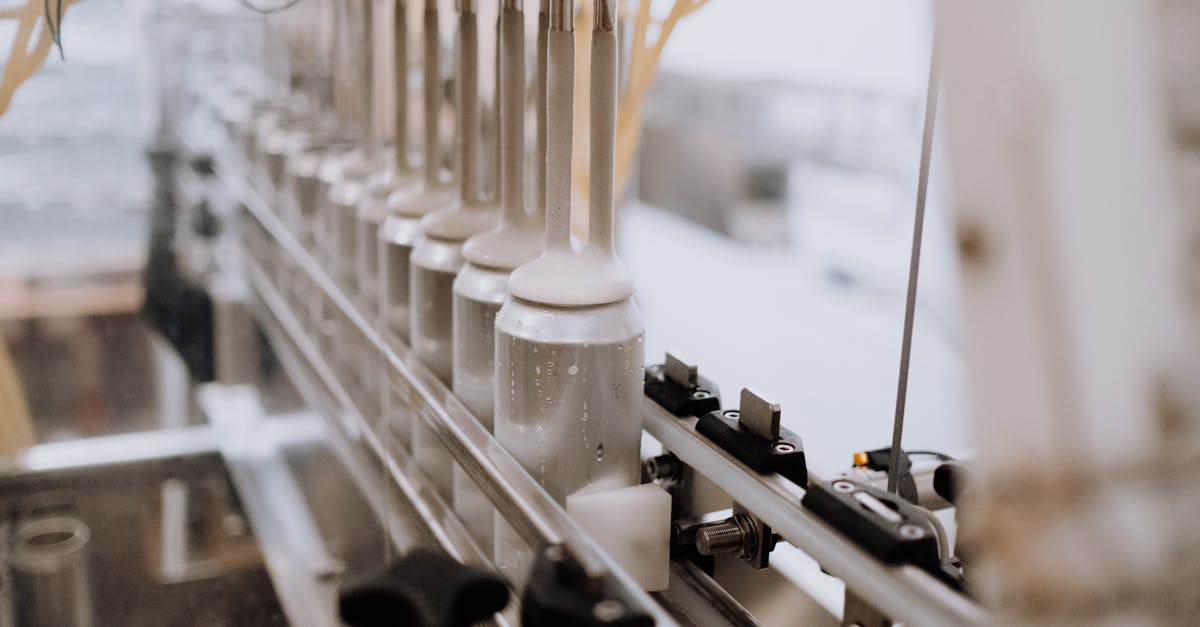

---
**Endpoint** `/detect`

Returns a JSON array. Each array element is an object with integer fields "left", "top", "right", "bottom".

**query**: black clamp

[
  {"left": 644, "top": 353, "right": 721, "bottom": 417},
  {"left": 521, "top": 545, "right": 653, "bottom": 627},
  {"left": 695, "top": 388, "right": 807, "bottom": 487},
  {"left": 338, "top": 549, "right": 509, "bottom": 627},
  {"left": 802, "top": 478, "right": 962, "bottom": 589}
]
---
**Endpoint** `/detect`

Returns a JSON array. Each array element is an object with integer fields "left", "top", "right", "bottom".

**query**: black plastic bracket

[
  {"left": 802, "top": 478, "right": 962, "bottom": 588},
  {"left": 694, "top": 389, "right": 807, "bottom": 487},
  {"left": 644, "top": 353, "right": 721, "bottom": 417},
  {"left": 521, "top": 545, "right": 654, "bottom": 627}
]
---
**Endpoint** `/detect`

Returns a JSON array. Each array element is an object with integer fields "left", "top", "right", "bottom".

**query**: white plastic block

[{"left": 567, "top": 483, "right": 672, "bottom": 592}]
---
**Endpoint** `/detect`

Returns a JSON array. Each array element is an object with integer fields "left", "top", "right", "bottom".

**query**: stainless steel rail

[
  {"left": 225, "top": 168, "right": 676, "bottom": 626},
  {"left": 642, "top": 402, "right": 987, "bottom": 627}
]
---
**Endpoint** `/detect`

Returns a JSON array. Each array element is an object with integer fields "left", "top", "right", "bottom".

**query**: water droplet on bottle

[
  {"left": 535, "top": 365, "right": 541, "bottom": 375},
  {"left": 567, "top": 365, "right": 578, "bottom": 376},
  {"left": 595, "top": 444, "right": 604, "bottom": 461}
]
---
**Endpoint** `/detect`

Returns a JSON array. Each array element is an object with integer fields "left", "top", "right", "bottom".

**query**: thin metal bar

[
  {"left": 642, "top": 402, "right": 985, "bottom": 627},
  {"left": 888, "top": 33, "right": 941, "bottom": 495}
]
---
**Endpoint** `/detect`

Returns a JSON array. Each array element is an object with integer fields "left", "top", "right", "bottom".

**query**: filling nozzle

[
  {"left": 499, "top": 0, "right": 527, "bottom": 227},
  {"left": 422, "top": 0, "right": 445, "bottom": 187},
  {"left": 394, "top": 0, "right": 412, "bottom": 172},
  {"left": 550, "top": 0, "right": 573, "bottom": 32},
  {"left": 594, "top": 0, "right": 615, "bottom": 32},
  {"left": 587, "top": 0, "right": 617, "bottom": 256},
  {"left": 456, "top": 0, "right": 480, "bottom": 205}
]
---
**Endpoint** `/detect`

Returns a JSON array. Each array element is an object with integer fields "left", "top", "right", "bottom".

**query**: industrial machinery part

[
  {"left": 8, "top": 516, "right": 95, "bottom": 627},
  {"left": 338, "top": 549, "right": 509, "bottom": 627},
  {"left": 694, "top": 388, "right": 807, "bottom": 487}
]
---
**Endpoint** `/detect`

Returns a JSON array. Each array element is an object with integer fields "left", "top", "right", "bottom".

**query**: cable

[
  {"left": 905, "top": 450, "right": 955, "bottom": 461},
  {"left": 887, "top": 27, "right": 941, "bottom": 494}
]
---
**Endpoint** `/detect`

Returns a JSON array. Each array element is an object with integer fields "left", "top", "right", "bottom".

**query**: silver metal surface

[
  {"left": 450, "top": 264, "right": 509, "bottom": 551},
  {"left": 657, "top": 560, "right": 761, "bottom": 627},
  {"left": 409, "top": 236, "right": 464, "bottom": 385},
  {"left": 9, "top": 516, "right": 94, "bottom": 627},
  {"left": 378, "top": 214, "right": 423, "bottom": 341},
  {"left": 550, "top": 0, "right": 573, "bottom": 32},
  {"left": 642, "top": 401, "right": 986, "bottom": 627},
  {"left": 451, "top": 263, "right": 509, "bottom": 426},
  {"left": 738, "top": 388, "right": 781, "bottom": 440},
  {"left": 664, "top": 353, "right": 698, "bottom": 388},
  {"left": 494, "top": 297, "right": 646, "bottom": 504}
]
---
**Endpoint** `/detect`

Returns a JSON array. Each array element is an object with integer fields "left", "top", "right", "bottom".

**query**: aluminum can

[
  {"left": 450, "top": 261, "right": 510, "bottom": 549},
  {"left": 409, "top": 235, "right": 466, "bottom": 501},
  {"left": 378, "top": 213, "right": 423, "bottom": 343},
  {"left": 492, "top": 295, "right": 645, "bottom": 576},
  {"left": 493, "top": 295, "right": 645, "bottom": 502}
]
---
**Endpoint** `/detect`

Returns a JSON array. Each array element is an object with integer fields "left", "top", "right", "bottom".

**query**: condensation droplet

[
  {"left": 595, "top": 444, "right": 605, "bottom": 462},
  {"left": 567, "top": 365, "right": 578, "bottom": 376}
]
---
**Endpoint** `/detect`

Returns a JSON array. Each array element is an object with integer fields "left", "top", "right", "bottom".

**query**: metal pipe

[{"left": 9, "top": 517, "right": 94, "bottom": 627}]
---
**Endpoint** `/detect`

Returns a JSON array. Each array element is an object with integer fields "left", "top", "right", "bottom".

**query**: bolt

[
  {"left": 695, "top": 521, "right": 746, "bottom": 557},
  {"left": 544, "top": 545, "right": 566, "bottom": 563},
  {"left": 832, "top": 480, "right": 856, "bottom": 493},
  {"left": 773, "top": 442, "right": 795, "bottom": 454},
  {"left": 593, "top": 599, "right": 625, "bottom": 622},
  {"left": 723, "top": 410, "right": 740, "bottom": 419},
  {"left": 899, "top": 524, "right": 925, "bottom": 539},
  {"left": 643, "top": 454, "right": 679, "bottom": 482},
  {"left": 691, "top": 389, "right": 711, "bottom": 399}
]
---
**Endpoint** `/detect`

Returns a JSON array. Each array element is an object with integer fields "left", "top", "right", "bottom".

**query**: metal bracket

[{"left": 738, "top": 388, "right": 780, "bottom": 440}]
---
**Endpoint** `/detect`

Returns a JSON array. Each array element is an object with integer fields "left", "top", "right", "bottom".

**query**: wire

[
  {"left": 888, "top": 27, "right": 941, "bottom": 494},
  {"left": 238, "top": 0, "right": 305, "bottom": 15},
  {"left": 913, "top": 505, "right": 952, "bottom": 560},
  {"left": 905, "top": 450, "right": 955, "bottom": 461}
]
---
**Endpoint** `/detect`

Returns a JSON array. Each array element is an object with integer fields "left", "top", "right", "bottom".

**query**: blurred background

[
  {"left": 0, "top": 1, "right": 955, "bottom": 625},
  {"left": 0, "top": 0, "right": 961, "bottom": 474}
]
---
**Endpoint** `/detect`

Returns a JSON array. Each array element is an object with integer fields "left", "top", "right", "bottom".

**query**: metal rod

[
  {"left": 887, "top": 33, "right": 941, "bottom": 495},
  {"left": 394, "top": 0, "right": 411, "bottom": 170}
]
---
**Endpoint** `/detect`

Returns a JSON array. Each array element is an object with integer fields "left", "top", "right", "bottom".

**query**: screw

[
  {"left": 773, "top": 442, "right": 795, "bottom": 454},
  {"left": 544, "top": 545, "right": 566, "bottom": 563},
  {"left": 723, "top": 410, "right": 740, "bottom": 419},
  {"left": 899, "top": 524, "right": 925, "bottom": 539},
  {"left": 832, "top": 480, "right": 856, "bottom": 493},
  {"left": 691, "top": 389, "right": 711, "bottom": 399},
  {"left": 593, "top": 599, "right": 625, "bottom": 622}
]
